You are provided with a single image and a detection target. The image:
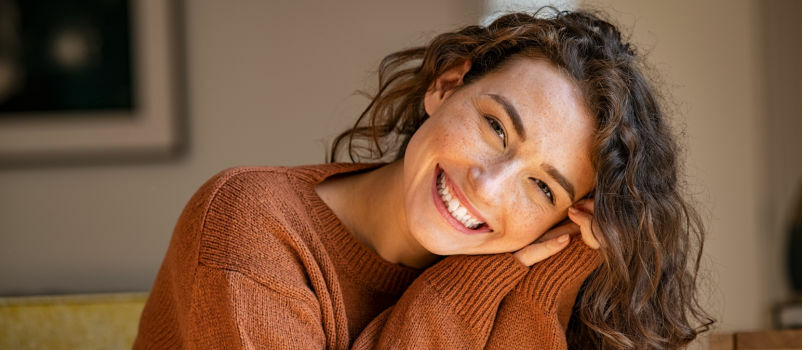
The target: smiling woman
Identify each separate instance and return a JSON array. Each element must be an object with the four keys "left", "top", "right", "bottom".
[
  {"left": 396, "top": 57, "right": 597, "bottom": 261},
  {"left": 135, "top": 8, "right": 713, "bottom": 350}
]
